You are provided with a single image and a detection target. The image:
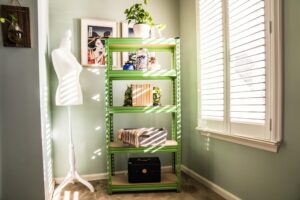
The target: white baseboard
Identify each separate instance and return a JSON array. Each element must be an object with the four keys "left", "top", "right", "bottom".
[
  {"left": 54, "top": 166, "right": 172, "bottom": 184},
  {"left": 181, "top": 165, "right": 241, "bottom": 200},
  {"left": 55, "top": 172, "right": 107, "bottom": 184}
]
